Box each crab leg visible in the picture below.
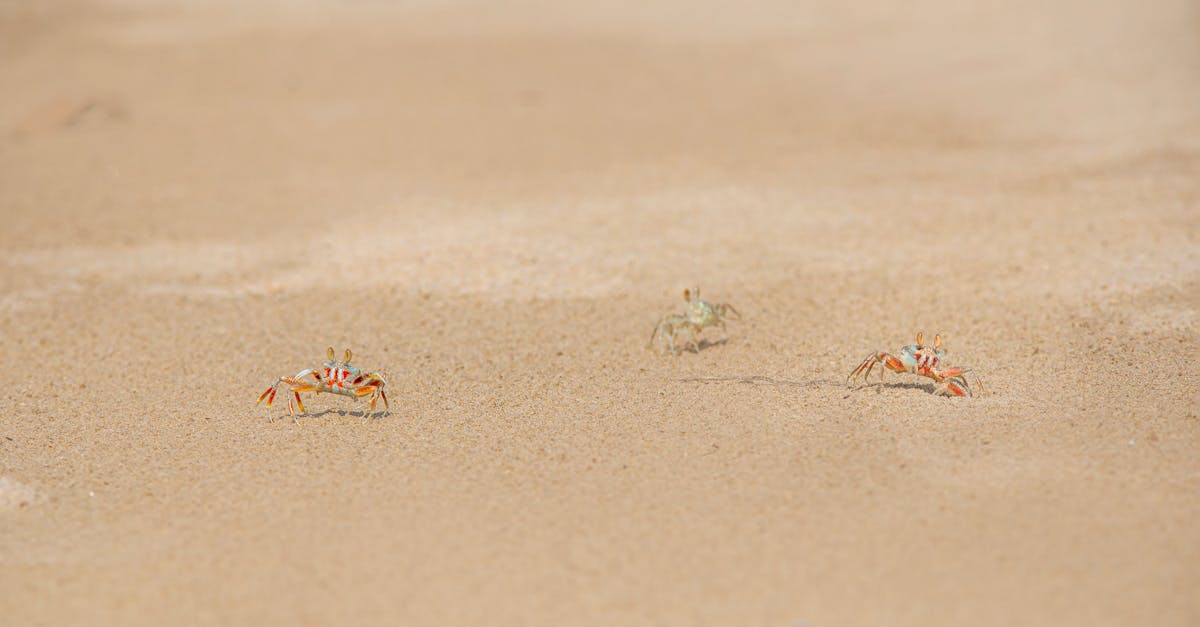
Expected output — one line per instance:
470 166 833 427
936 377 971 397
355 385 387 411
666 320 699 354
294 369 322 384
257 386 278 407
714 303 740 337
257 385 276 406
648 320 665 349
349 372 389 412
258 369 322 416
257 377 294 410
649 316 693 354
951 369 985 395
292 391 307 413
848 352 907 384
930 366 986 397
971 373 987 395
935 366 968 379
927 364 985 396
681 323 700 353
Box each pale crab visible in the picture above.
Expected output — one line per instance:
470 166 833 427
257 347 389 420
647 313 701 355
648 287 741 354
683 287 741 337
847 332 984 397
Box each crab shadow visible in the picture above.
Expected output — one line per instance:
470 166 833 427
678 375 837 389
678 378 954 396
286 408 390 421
676 337 728 353
848 381 942 395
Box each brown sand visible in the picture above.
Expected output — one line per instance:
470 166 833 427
2 1 1198 624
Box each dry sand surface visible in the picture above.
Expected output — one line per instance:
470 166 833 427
2 0 1199 624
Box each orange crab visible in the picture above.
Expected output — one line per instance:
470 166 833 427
257 347 389 420
847 332 984 396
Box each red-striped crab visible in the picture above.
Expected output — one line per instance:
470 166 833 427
257 347 389 420
847 332 984 396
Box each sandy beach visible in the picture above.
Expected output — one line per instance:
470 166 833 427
2 1 1198 624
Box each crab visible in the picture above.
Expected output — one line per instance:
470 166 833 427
648 287 741 355
647 313 702 355
256 347 389 420
683 287 741 337
847 332 984 396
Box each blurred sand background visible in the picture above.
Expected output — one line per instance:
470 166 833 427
1 0 1198 624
